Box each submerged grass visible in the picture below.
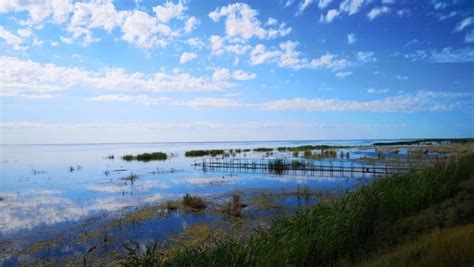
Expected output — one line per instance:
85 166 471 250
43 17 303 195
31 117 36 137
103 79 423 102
121 152 474 266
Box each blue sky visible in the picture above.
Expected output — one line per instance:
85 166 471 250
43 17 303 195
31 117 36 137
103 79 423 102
0 0 473 144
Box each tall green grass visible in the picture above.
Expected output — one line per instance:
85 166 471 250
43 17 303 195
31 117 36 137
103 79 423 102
122 153 474 266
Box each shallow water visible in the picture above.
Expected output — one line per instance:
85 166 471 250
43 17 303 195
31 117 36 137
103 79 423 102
0 139 385 263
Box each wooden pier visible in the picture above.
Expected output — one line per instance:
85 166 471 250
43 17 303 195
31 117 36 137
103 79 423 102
193 158 429 178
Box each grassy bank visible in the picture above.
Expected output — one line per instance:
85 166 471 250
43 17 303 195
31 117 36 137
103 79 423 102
122 153 474 266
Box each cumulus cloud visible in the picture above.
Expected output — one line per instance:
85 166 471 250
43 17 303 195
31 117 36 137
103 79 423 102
318 0 333 9
185 37 205 49
232 70 257 80
367 88 389 94
249 44 281 65
356 51 376 63
367 6 391 20
152 1 186 23
0 56 233 98
320 9 340 23
339 0 365 15
212 68 230 81
250 41 349 71
179 52 197 64
1 0 198 49
0 26 24 50
298 0 314 14
209 3 291 40
347 33 356 44
336 71 352 78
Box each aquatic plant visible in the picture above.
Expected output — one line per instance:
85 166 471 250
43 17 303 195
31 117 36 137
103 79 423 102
185 150 225 157
222 194 244 217
253 147 274 152
122 173 138 182
107 155 115 159
183 194 206 210
121 152 167 161
277 147 288 151
268 159 287 174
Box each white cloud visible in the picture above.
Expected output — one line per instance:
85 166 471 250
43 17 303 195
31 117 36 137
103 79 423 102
0 0 73 25
266 17 278 26
259 91 465 112
50 41 59 46
367 6 391 20
212 68 230 81
209 35 251 55
250 42 349 71
298 0 314 14
308 53 350 70
153 1 186 23
367 88 389 94
179 52 197 64
185 37 205 49
336 71 352 78
60 36 73 44
347 33 356 44
120 10 171 49
0 56 233 98
465 30 474 43
17 28 32 38
429 47 474 63
454 17 474 32
181 97 244 108
249 44 281 65
209 3 291 40
0 26 24 50
32 37 43 47
232 70 257 80
320 9 340 23
339 0 365 15
318 0 333 9
357 51 376 63
3 0 194 49
184 16 200 33
88 94 169 105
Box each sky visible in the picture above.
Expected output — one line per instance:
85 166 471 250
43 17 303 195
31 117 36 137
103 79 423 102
0 0 473 144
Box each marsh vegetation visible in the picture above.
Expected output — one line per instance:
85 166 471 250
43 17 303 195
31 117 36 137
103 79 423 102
122 152 167 161
121 152 474 266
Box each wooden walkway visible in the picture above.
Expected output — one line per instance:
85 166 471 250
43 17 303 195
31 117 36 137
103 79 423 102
193 158 429 178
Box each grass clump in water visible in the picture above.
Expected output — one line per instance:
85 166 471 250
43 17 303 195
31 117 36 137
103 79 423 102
183 194 206 210
253 147 274 152
121 152 167 162
185 150 225 157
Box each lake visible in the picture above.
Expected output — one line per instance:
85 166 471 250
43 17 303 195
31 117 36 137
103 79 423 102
0 140 385 264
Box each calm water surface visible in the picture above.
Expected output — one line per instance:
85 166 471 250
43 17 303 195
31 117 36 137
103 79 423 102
0 140 387 263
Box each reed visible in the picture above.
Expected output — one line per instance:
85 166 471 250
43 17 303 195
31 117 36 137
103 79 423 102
183 194 206 210
122 153 474 266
